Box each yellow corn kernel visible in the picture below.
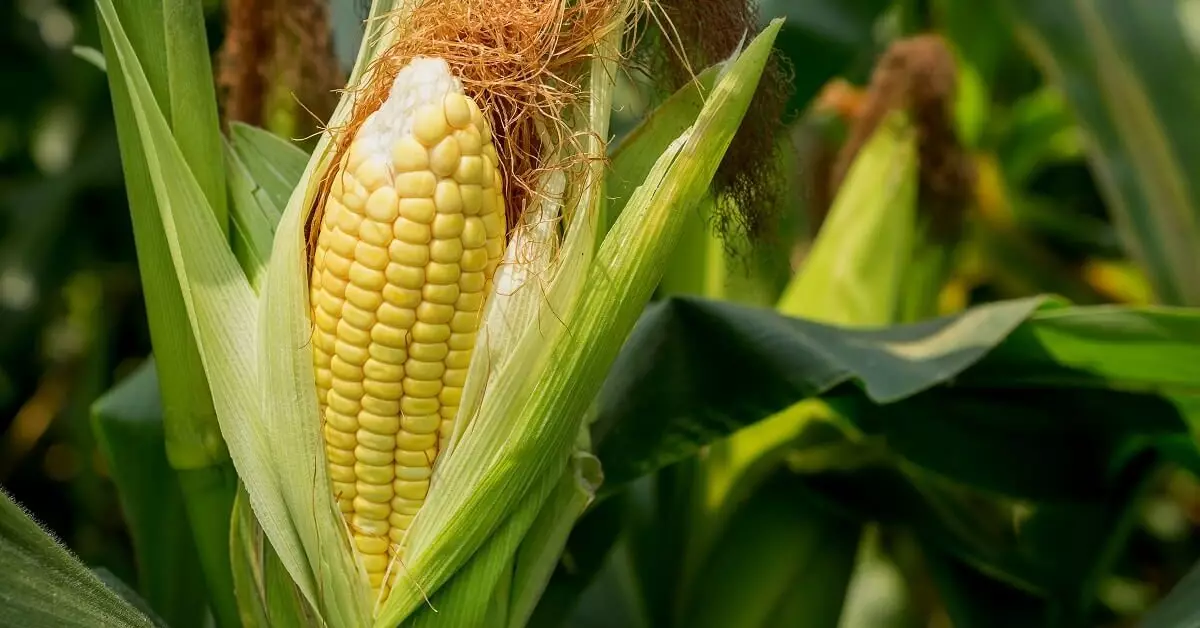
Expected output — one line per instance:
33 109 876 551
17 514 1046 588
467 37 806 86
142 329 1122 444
309 57 506 594
455 126 482 156
394 465 433 482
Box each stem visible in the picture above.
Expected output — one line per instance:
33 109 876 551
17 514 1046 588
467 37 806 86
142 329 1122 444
177 466 240 628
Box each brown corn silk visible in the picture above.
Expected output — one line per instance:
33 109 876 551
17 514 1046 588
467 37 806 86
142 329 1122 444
828 34 975 240
307 0 625 258
632 0 795 250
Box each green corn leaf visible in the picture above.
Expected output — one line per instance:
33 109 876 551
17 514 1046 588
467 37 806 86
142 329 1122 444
92 569 170 628
959 304 1200 394
98 0 227 475
108 0 227 227
605 64 725 301
0 489 154 628
90 359 209 628
228 123 309 217
680 475 859 628
375 19 785 626
224 124 307 291
225 142 277 290
160 0 227 229
591 296 1199 498
827 387 1173 501
1000 0 1200 305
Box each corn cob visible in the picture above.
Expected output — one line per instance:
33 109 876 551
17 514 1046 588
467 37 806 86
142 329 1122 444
309 57 506 590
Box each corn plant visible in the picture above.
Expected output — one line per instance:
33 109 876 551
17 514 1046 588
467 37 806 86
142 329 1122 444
4 1 1200 628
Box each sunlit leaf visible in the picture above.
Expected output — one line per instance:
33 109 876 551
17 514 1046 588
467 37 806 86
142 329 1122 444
592 296 1199 498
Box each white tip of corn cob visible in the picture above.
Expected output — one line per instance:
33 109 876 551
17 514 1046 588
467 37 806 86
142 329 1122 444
357 56 465 161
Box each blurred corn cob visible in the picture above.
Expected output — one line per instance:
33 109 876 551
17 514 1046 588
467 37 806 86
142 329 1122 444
806 34 974 320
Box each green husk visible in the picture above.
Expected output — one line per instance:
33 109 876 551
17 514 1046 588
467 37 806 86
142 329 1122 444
777 111 919 323
374 18 785 627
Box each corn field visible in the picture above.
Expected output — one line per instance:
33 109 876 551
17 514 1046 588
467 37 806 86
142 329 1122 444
4 0 1200 627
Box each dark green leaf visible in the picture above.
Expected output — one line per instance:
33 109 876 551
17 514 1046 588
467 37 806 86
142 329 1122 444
799 449 1156 610
525 494 631 628
592 297 1198 500
801 468 1038 591
923 547 1051 628
680 473 859 628
92 569 170 628
0 489 153 627
592 296 1046 490
91 359 209 628
831 387 1176 499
